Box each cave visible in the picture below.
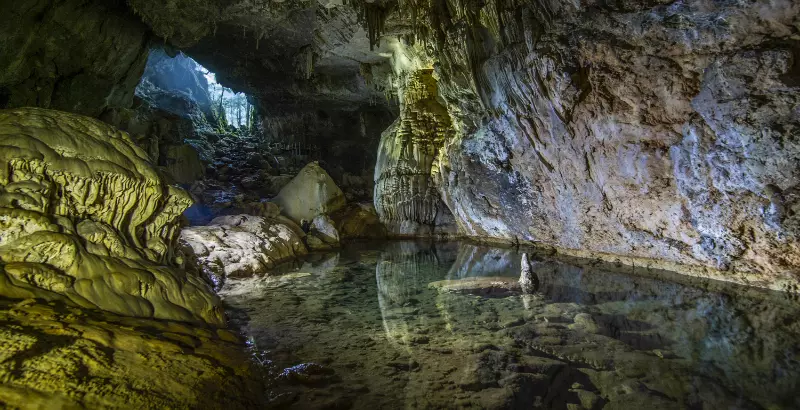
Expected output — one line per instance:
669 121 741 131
0 0 798 409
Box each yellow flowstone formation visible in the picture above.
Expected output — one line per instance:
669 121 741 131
0 108 224 326
373 69 454 228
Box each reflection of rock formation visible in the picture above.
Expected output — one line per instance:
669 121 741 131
375 241 457 345
0 108 223 326
373 70 457 236
446 244 521 279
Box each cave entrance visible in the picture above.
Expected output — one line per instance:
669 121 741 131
200 68 254 131
135 49 256 134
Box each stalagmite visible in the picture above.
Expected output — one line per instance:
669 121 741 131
518 253 539 294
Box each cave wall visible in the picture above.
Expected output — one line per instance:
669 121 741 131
374 0 800 289
259 104 394 198
0 0 151 117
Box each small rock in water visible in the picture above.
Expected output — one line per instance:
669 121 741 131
519 253 540 294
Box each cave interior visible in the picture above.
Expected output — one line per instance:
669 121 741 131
0 0 799 409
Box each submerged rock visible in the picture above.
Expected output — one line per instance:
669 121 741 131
180 214 308 283
271 161 346 223
0 108 223 326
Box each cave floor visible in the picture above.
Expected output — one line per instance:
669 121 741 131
222 240 800 410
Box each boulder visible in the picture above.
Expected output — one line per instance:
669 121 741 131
271 162 346 223
180 214 308 284
304 233 332 251
303 214 340 251
330 203 387 239
0 108 223 326
310 215 340 245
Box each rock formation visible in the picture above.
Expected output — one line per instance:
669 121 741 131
1 0 798 292
373 0 800 289
519 253 540 294
271 161 347 223
0 299 267 409
305 214 341 250
180 214 308 286
373 68 459 237
0 108 223 326
330 202 388 239
0 0 150 117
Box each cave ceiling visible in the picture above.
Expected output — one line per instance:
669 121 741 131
128 0 407 112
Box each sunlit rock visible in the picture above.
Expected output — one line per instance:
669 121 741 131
0 108 223 326
271 161 346 223
180 214 308 285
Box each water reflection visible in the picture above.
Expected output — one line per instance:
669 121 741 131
222 241 800 409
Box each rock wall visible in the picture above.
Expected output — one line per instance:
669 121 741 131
0 0 150 117
0 108 223 326
371 0 800 289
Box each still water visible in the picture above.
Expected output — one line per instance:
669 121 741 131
221 241 800 410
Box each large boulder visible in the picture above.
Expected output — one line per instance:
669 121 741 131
180 214 308 285
0 108 223 326
330 202 388 239
271 161 346 223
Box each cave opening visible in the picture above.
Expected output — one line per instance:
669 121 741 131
0 0 799 408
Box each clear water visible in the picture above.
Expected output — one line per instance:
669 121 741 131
221 241 800 410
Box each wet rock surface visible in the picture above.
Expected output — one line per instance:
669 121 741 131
222 241 800 409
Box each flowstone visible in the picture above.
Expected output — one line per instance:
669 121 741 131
0 298 267 409
0 108 223 326
373 69 458 237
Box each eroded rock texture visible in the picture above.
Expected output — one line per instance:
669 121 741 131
180 214 308 287
374 69 458 236
0 108 223 326
364 0 800 289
